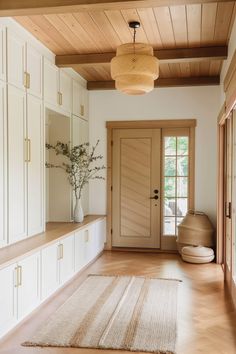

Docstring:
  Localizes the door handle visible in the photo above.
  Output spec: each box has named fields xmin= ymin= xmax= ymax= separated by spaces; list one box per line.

xmin=150 ymin=195 xmax=158 ymax=200
xmin=226 ymin=202 xmax=232 ymax=219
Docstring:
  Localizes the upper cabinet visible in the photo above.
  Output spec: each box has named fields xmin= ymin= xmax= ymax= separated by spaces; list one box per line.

xmin=44 ymin=59 xmax=72 ymax=113
xmin=7 ymin=29 xmax=42 ymax=97
xmin=26 ymin=43 xmax=43 ymax=99
xmin=44 ymin=58 xmax=59 ymax=107
xmin=72 ymin=79 xmax=88 ymax=120
xmin=0 ymin=25 xmax=6 ymax=81
xmin=59 ymin=70 xmax=72 ymax=113
xmin=7 ymin=28 xmax=25 ymax=90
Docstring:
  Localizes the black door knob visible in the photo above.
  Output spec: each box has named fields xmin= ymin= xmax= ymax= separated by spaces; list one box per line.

xmin=150 ymin=195 xmax=158 ymax=200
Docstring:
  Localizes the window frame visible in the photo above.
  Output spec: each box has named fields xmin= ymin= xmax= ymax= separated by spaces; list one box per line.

xmin=161 ymin=127 xmax=195 ymax=250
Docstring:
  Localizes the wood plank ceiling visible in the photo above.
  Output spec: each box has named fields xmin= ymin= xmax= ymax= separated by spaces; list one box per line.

xmin=14 ymin=1 xmax=236 ymax=89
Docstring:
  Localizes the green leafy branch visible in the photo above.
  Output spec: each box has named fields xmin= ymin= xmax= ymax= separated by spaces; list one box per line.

xmin=45 ymin=140 xmax=105 ymax=199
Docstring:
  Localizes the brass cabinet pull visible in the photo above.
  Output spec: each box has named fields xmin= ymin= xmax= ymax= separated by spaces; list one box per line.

xmin=85 ymin=230 xmax=89 ymax=243
xmin=18 ymin=266 xmax=22 ymax=287
xmin=60 ymin=244 xmax=64 ymax=259
xmin=27 ymin=72 xmax=30 ymax=89
xmin=24 ymin=139 xmax=28 ymax=162
xmin=14 ymin=267 xmax=18 ymax=288
xmin=28 ymin=138 xmax=31 ymax=162
xmin=23 ymin=72 xmax=28 ymax=88
xmin=80 ymin=104 xmax=84 ymax=116
xmin=58 ymin=92 xmax=63 ymax=105
xmin=57 ymin=244 xmax=61 ymax=260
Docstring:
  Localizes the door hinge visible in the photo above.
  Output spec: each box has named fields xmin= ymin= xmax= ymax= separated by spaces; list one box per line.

xmin=111 ymin=140 xmax=113 ymax=146
xmin=111 ymin=186 xmax=113 ymax=192
xmin=111 ymin=228 xmax=113 ymax=234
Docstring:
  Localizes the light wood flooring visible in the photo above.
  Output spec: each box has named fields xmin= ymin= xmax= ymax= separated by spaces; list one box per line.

xmin=0 ymin=251 xmax=236 ymax=354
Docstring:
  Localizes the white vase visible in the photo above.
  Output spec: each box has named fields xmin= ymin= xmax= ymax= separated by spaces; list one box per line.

xmin=74 ymin=198 xmax=84 ymax=223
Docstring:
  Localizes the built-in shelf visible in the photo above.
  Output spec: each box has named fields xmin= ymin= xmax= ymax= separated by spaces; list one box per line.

xmin=0 ymin=215 xmax=106 ymax=270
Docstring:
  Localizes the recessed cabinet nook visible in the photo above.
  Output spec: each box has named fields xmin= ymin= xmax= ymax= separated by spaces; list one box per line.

xmin=0 ymin=19 xmax=105 ymax=339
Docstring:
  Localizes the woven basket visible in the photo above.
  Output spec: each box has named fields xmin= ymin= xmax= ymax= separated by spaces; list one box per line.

xmin=177 ymin=210 xmax=214 ymax=254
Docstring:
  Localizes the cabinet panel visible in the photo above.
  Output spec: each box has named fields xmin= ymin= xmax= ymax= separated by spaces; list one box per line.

xmin=17 ymin=253 xmax=40 ymax=320
xmin=72 ymin=80 xmax=82 ymax=117
xmin=96 ymin=219 xmax=106 ymax=253
xmin=0 ymin=81 xmax=6 ymax=247
xmin=41 ymin=242 xmax=59 ymax=300
xmin=0 ymin=264 xmax=17 ymax=337
xmin=8 ymin=85 xmax=27 ymax=243
xmin=27 ymin=95 xmax=44 ymax=236
xmin=0 ymin=25 xmax=6 ymax=81
xmin=26 ymin=44 xmax=43 ymax=98
xmin=59 ymin=234 xmax=74 ymax=284
xmin=74 ymin=230 xmax=86 ymax=272
xmin=44 ymin=58 xmax=59 ymax=106
xmin=60 ymin=70 xmax=72 ymax=112
xmin=7 ymin=29 xmax=25 ymax=90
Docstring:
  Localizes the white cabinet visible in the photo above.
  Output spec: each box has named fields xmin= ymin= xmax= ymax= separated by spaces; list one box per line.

xmin=7 ymin=29 xmax=26 ymax=90
xmin=8 ymin=85 xmax=27 ymax=244
xmin=0 ymin=252 xmax=40 ymax=337
xmin=44 ymin=58 xmax=59 ymax=106
xmin=59 ymin=234 xmax=74 ymax=284
xmin=72 ymin=79 xmax=88 ymax=120
xmin=0 ymin=81 xmax=6 ymax=247
xmin=59 ymin=70 xmax=72 ymax=113
xmin=95 ymin=219 xmax=106 ymax=253
xmin=26 ymin=43 xmax=43 ymax=99
xmin=41 ymin=234 xmax=74 ymax=300
xmin=0 ymin=25 xmax=6 ymax=81
xmin=17 ymin=253 xmax=40 ymax=319
xmin=27 ymin=94 xmax=44 ymax=236
xmin=74 ymin=230 xmax=86 ymax=272
xmin=0 ymin=264 xmax=17 ymax=338
xmin=41 ymin=242 xmax=59 ymax=300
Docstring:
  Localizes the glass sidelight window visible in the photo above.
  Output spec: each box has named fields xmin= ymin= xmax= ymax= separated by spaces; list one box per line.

xmin=162 ymin=130 xmax=192 ymax=237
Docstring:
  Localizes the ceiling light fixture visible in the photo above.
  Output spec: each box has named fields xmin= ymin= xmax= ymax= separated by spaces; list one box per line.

xmin=111 ymin=21 xmax=159 ymax=95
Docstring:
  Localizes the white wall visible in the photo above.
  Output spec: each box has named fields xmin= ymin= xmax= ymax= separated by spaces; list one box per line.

xmin=89 ymin=86 xmax=222 ymax=226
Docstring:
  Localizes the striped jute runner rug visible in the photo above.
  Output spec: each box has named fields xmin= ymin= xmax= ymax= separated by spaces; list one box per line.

xmin=23 ymin=275 xmax=180 ymax=353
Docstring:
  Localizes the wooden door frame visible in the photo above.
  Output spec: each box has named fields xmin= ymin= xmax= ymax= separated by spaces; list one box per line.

xmin=105 ymin=119 xmax=196 ymax=250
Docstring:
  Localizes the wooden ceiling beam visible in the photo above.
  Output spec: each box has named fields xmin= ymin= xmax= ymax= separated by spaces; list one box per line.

xmin=56 ymin=46 xmax=228 ymax=67
xmin=0 ymin=0 xmax=231 ymax=17
xmin=87 ymin=76 xmax=220 ymax=90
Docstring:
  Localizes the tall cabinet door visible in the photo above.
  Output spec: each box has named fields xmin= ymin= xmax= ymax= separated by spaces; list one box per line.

xmin=8 ymin=85 xmax=27 ymax=244
xmin=27 ymin=95 xmax=44 ymax=236
xmin=17 ymin=252 xmax=40 ymax=320
xmin=0 ymin=264 xmax=17 ymax=337
xmin=26 ymin=44 xmax=43 ymax=99
xmin=0 ymin=25 xmax=6 ymax=81
xmin=44 ymin=58 xmax=59 ymax=106
xmin=59 ymin=70 xmax=72 ymax=113
xmin=0 ymin=81 xmax=6 ymax=247
xmin=7 ymin=29 xmax=26 ymax=90
xmin=59 ymin=235 xmax=74 ymax=284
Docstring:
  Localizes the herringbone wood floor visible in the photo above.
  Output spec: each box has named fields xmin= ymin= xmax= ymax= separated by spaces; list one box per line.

xmin=0 ymin=251 xmax=236 ymax=354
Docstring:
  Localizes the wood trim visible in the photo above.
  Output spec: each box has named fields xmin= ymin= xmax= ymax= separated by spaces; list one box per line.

xmin=218 ymin=102 xmax=226 ymax=125
xmin=0 ymin=0 xmax=231 ymax=17
xmin=106 ymin=120 xmax=196 ymax=250
xmin=189 ymin=126 xmax=195 ymax=210
xmin=217 ymin=124 xmax=225 ymax=264
xmin=224 ymin=49 xmax=236 ymax=92
xmin=56 ymin=46 xmax=228 ymax=67
xmin=87 ymin=77 xmax=220 ymax=90
xmin=106 ymin=119 xmax=197 ymax=129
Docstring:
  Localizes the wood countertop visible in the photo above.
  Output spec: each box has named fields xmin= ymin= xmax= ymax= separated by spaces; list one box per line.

xmin=0 ymin=215 xmax=106 ymax=270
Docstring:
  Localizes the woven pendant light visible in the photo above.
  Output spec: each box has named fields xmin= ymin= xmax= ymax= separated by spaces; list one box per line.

xmin=111 ymin=21 xmax=159 ymax=95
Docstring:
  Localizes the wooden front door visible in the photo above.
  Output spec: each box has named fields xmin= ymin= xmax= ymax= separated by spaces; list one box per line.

xmin=112 ymin=129 xmax=161 ymax=248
